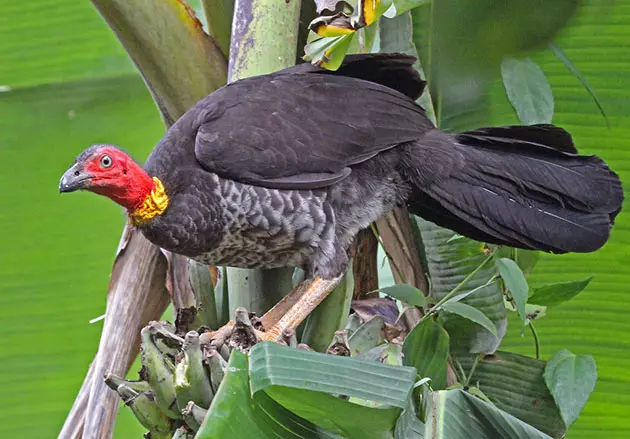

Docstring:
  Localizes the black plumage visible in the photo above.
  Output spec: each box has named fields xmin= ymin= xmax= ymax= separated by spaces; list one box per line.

xmin=134 ymin=53 xmax=622 ymax=278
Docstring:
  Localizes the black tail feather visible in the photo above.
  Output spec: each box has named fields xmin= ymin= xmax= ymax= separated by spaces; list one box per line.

xmin=406 ymin=125 xmax=623 ymax=253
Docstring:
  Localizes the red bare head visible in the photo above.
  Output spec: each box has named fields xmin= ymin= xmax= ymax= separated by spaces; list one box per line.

xmin=59 ymin=145 xmax=154 ymax=211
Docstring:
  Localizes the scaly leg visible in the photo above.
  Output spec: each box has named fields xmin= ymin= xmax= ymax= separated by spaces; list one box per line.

xmin=259 ymin=275 xmax=344 ymax=341
xmin=202 ymin=279 xmax=310 ymax=346
xmin=201 ymin=275 xmax=343 ymax=346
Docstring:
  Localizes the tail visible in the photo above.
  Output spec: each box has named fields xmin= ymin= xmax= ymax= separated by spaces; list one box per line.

xmin=405 ymin=124 xmax=623 ymax=253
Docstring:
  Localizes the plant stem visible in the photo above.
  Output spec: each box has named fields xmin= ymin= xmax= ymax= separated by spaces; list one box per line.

xmin=529 ymin=321 xmax=541 ymax=359
xmin=429 ymin=253 xmax=494 ymax=314
xmin=451 ymin=356 xmax=467 ymax=384
xmin=225 ymin=0 xmax=301 ymax=316
xmin=370 ymin=222 xmax=406 ymax=283
xmin=464 ymin=354 xmax=482 ymax=388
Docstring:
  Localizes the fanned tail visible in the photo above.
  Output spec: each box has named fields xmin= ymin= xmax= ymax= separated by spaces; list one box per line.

xmin=405 ymin=124 xmax=623 ymax=253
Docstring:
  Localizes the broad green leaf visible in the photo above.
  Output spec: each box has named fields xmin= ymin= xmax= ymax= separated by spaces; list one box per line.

xmin=250 ymin=342 xmax=416 ymax=408
xmin=379 ymin=284 xmax=427 ymax=308
xmin=196 ymin=350 xmax=341 ymax=438
xmin=501 ymin=57 xmax=554 ymax=124
xmin=402 ymin=319 xmax=449 ymax=390
xmin=249 ymin=342 xmax=417 ymax=438
xmin=394 ymin=396 xmax=425 ymax=439
xmin=528 ymin=277 xmax=593 ymax=307
xmin=544 ymin=350 xmax=597 ymax=428
xmin=440 ymin=302 xmax=497 ymax=337
xmin=266 ymin=386 xmax=400 ymax=439
xmin=413 ymin=219 xmax=506 ymax=353
xmin=427 ymin=389 xmax=552 ymax=439
xmin=348 ymin=316 xmax=384 ymax=357
xmin=496 ymin=258 xmax=529 ymax=325
xmin=455 ymin=351 xmax=565 ymax=437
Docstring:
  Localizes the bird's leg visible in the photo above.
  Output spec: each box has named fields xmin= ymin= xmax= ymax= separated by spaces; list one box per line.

xmin=202 ymin=279 xmax=310 ymax=347
xmin=201 ymin=275 xmax=343 ymax=347
xmin=259 ymin=275 xmax=344 ymax=342
xmin=259 ymin=279 xmax=310 ymax=330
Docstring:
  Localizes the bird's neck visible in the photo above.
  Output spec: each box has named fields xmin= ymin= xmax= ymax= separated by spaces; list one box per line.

xmin=128 ymin=176 xmax=169 ymax=225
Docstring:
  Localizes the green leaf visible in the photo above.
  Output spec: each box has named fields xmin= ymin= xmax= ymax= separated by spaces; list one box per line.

xmin=543 ymin=350 xmax=597 ymax=428
xmin=493 ymin=248 xmax=540 ymax=276
xmin=383 ymin=0 xmax=430 ymax=18
xmin=528 ymin=277 xmax=593 ymax=307
xmin=196 ymin=350 xmax=341 ymax=438
xmin=427 ymin=389 xmax=553 ymax=438
xmin=379 ymin=284 xmax=427 ymax=308
xmin=348 ymin=316 xmax=384 ymax=357
xmin=413 ymin=219 xmax=506 ymax=353
xmin=501 ymin=57 xmax=554 ymax=124
xmin=548 ymin=43 xmax=608 ymax=126
xmin=266 ymin=386 xmax=400 ymax=439
xmin=250 ymin=342 xmax=416 ymax=408
xmin=440 ymin=302 xmax=497 ymax=337
xmin=249 ymin=342 xmax=418 ymax=438
xmin=402 ymin=320 xmax=449 ymax=390
xmin=394 ymin=396 xmax=425 ymax=439
xmin=304 ymin=33 xmax=356 ymax=71
xmin=496 ymin=258 xmax=529 ymax=325
xmin=454 ymin=351 xmax=565 ymax=437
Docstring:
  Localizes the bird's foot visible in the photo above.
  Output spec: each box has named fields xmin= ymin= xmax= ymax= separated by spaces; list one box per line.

xmin=200 ymin=275 xmax=343 ymax=351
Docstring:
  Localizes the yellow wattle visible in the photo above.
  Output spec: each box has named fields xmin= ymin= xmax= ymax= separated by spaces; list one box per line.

xmin=130 ymin=177 xmax=169 ymax=225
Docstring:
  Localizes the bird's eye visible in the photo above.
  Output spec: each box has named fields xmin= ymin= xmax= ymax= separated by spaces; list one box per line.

xmin=100 ymin=155 xmax=112 ymax=168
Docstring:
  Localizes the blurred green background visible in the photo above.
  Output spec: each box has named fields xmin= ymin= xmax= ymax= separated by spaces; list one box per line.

xmin=0 ymin=1 xmax=628 ymax=438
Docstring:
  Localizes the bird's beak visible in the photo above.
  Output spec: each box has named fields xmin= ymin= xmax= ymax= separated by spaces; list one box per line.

xmin=59 ymin=163 xmax=94 ymax=193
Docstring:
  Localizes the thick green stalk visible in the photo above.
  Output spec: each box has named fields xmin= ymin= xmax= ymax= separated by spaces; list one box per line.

xmin=227 ymin=0 xmax=301 ymax=82
xmin=202 ymin=0 xmax=234 ymax=60
xmin=225 ymin=0 xmax=302 ymax=316
xmin=301 ymin=264 xmax=355 ymax=352
xmin=188 ymin=259 xmax=219 ymax=329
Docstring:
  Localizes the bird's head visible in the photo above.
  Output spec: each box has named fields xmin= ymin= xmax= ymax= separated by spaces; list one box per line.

xmin=59 ymin=145 xmax=155 ymax=212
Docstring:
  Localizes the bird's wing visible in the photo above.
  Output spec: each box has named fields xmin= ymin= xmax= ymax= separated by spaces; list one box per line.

xmin=283 ymin=53 xmax=426 ymax=100
xmin=193 ymin=72 xmax=432 ymax=189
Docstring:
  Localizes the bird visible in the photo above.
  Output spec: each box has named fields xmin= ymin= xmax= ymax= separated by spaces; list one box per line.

xmin=59 ymin=53 xmax=623 ymax=341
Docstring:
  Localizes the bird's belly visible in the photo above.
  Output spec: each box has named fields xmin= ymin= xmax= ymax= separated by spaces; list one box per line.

xmin=191 ymin=182 xmax=334 ymax=270
xmin=191 ymin=231 xmax=315 ymax=269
